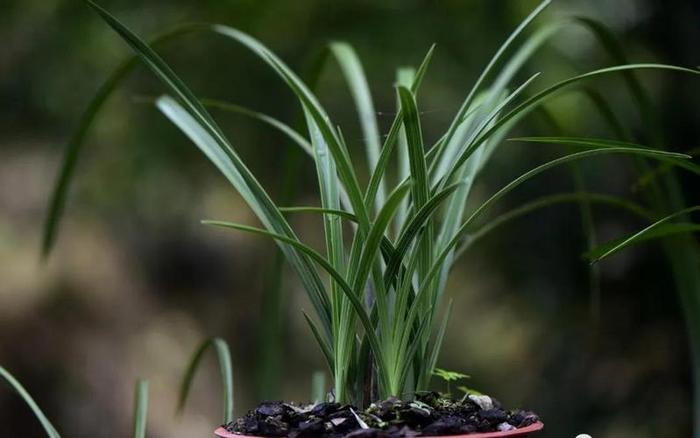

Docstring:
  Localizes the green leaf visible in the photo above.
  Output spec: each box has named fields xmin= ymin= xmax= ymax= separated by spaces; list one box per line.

xmin=433 ymin=368 xmax=470 ymax=382
xmin=397 ymin=86 xmax=429 ymax=209
xmin=133 ymin=380 xmax=149 ymax=438
xmin=311 ymin=371 xmax=327 ymax=404
xmin=178 ymin=337 xmax=234 ymax=423
xmin=397 ymin=85 xmax=433 ymax=293
xmin=364 ymin=44 xmax=435 ymax=211
xmin=395 ymin=67 xmax=416 ymax=233
xmin=41 ymin=23 xmax=205 ymax=259
xmin=330 ymin=42 xmax=384 ymax=210
xmin=0 ymin=366 xmax=61 ymax=438
xmin=421 ymin=299 xmax=454 ymax=390
xmin=280 ymin=206 xmax=357 ymax=222
xmin=587 ymin=207 xmax=700 ymax=262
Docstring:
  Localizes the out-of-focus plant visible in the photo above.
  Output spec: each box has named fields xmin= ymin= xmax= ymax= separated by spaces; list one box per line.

xmin=43 ymin=0 xmax=700 ymax=418
xmin=0 ymin=366 xmax=61 ymax=438
xmin=0 ymin=366 xmax=153 ymax=438
xmin=1 ymin=337 xmax=235 ymax=437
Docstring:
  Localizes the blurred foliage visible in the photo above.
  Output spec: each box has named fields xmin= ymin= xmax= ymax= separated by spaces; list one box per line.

xmin=1 ymin=0 xmax=699 ymax=437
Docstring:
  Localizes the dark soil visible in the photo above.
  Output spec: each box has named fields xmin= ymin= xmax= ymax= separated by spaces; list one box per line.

xmin=223 ymin=392 xmax=539 ymax=437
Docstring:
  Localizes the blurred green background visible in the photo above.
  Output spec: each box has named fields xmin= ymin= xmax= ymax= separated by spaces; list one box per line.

xmin=1 ymin=0 xmax=699 ymax=437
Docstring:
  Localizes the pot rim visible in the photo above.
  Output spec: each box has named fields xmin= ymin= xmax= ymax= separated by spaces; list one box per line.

xmin=214 ymin=421 xmax=544 ymax=438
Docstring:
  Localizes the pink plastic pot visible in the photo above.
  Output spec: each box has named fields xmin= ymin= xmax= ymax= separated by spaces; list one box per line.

xmin=214 ymin=421 xmax=544 ymax=438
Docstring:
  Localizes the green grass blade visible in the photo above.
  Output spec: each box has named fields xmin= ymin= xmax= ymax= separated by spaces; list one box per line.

xmin=280 ymin=207 xmax=357 ymax=222
xmin=587 ymin=207 xmax=700 ymax=262
xmin=397 ymin=86 xmax=429 ymax=209
xmin=330 ymin=42 xmax=384 ymax=210
xmin=421 ymin=299 xmax=453 ymax=390
xmin=397 ymin=85 xmax=433 ymax=291
xmin=311 ymin=371 xmax=327 ymax=403
xmin=364 ymin=44 xmax=435 ymax=211
xmin=586 ymin=222 xmax=700 ymax=261
xmin=304 ymin=102 xmax=350 ymax=400
xmin=0 ymin=366 xmax=61 ymax=438
xmin=395 ymin=67 xmax=416 ymax=233
xmin=178 ymin=337 xmax=234 ymax=423
xmin=395 ymin=315 xmax=432 ymax=395
xmin=133 ymin=379 xmax=149 ymax=438
xmin=41 ymin=23 xmax=204 ymax=259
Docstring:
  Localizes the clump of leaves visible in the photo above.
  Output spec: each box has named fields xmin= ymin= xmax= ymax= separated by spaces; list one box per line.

xmin=42 ymin=0 xmax=700 ymax=410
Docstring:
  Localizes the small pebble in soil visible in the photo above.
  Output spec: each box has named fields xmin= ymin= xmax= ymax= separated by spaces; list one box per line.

xmin=224 ymin=392 xmax=540 ymax=437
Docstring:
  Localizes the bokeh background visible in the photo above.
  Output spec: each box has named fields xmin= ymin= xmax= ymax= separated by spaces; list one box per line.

xmin=1 ymin=0 xmax=699 ymax=437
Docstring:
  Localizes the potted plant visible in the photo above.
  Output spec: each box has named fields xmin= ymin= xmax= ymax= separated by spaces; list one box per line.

xmin=20 ymin=0 xmax=698 ymax=437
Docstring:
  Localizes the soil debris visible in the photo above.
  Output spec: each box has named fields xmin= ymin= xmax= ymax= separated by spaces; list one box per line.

xmin=224 ymin=392 xmax=539 ymax=437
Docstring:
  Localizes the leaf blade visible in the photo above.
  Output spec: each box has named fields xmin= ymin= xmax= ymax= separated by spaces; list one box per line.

xmin=177 ymin=337 xmax=234 ymax=423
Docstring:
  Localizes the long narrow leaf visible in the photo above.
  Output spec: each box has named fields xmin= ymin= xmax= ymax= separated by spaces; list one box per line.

xmin=178 ymin=337 xmax=234 ymax=423
xmin=0 ymin=366 xmax=61 ymax=438
xmin=133 ymin=380 xmax=149 ymax=438
xmin=588 ymin=206 xmax=700 ymax=262
xmin=364 ymin=45 xmax=435 ymax=210
xmin=330 ymin=42 xmax=384 ymax=210
xmin=42 ymin=23 xmax=204 ymax=258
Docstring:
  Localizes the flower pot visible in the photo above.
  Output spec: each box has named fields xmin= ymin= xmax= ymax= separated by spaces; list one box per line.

xmin=214 ymin=421 xmax=544 ymax=438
